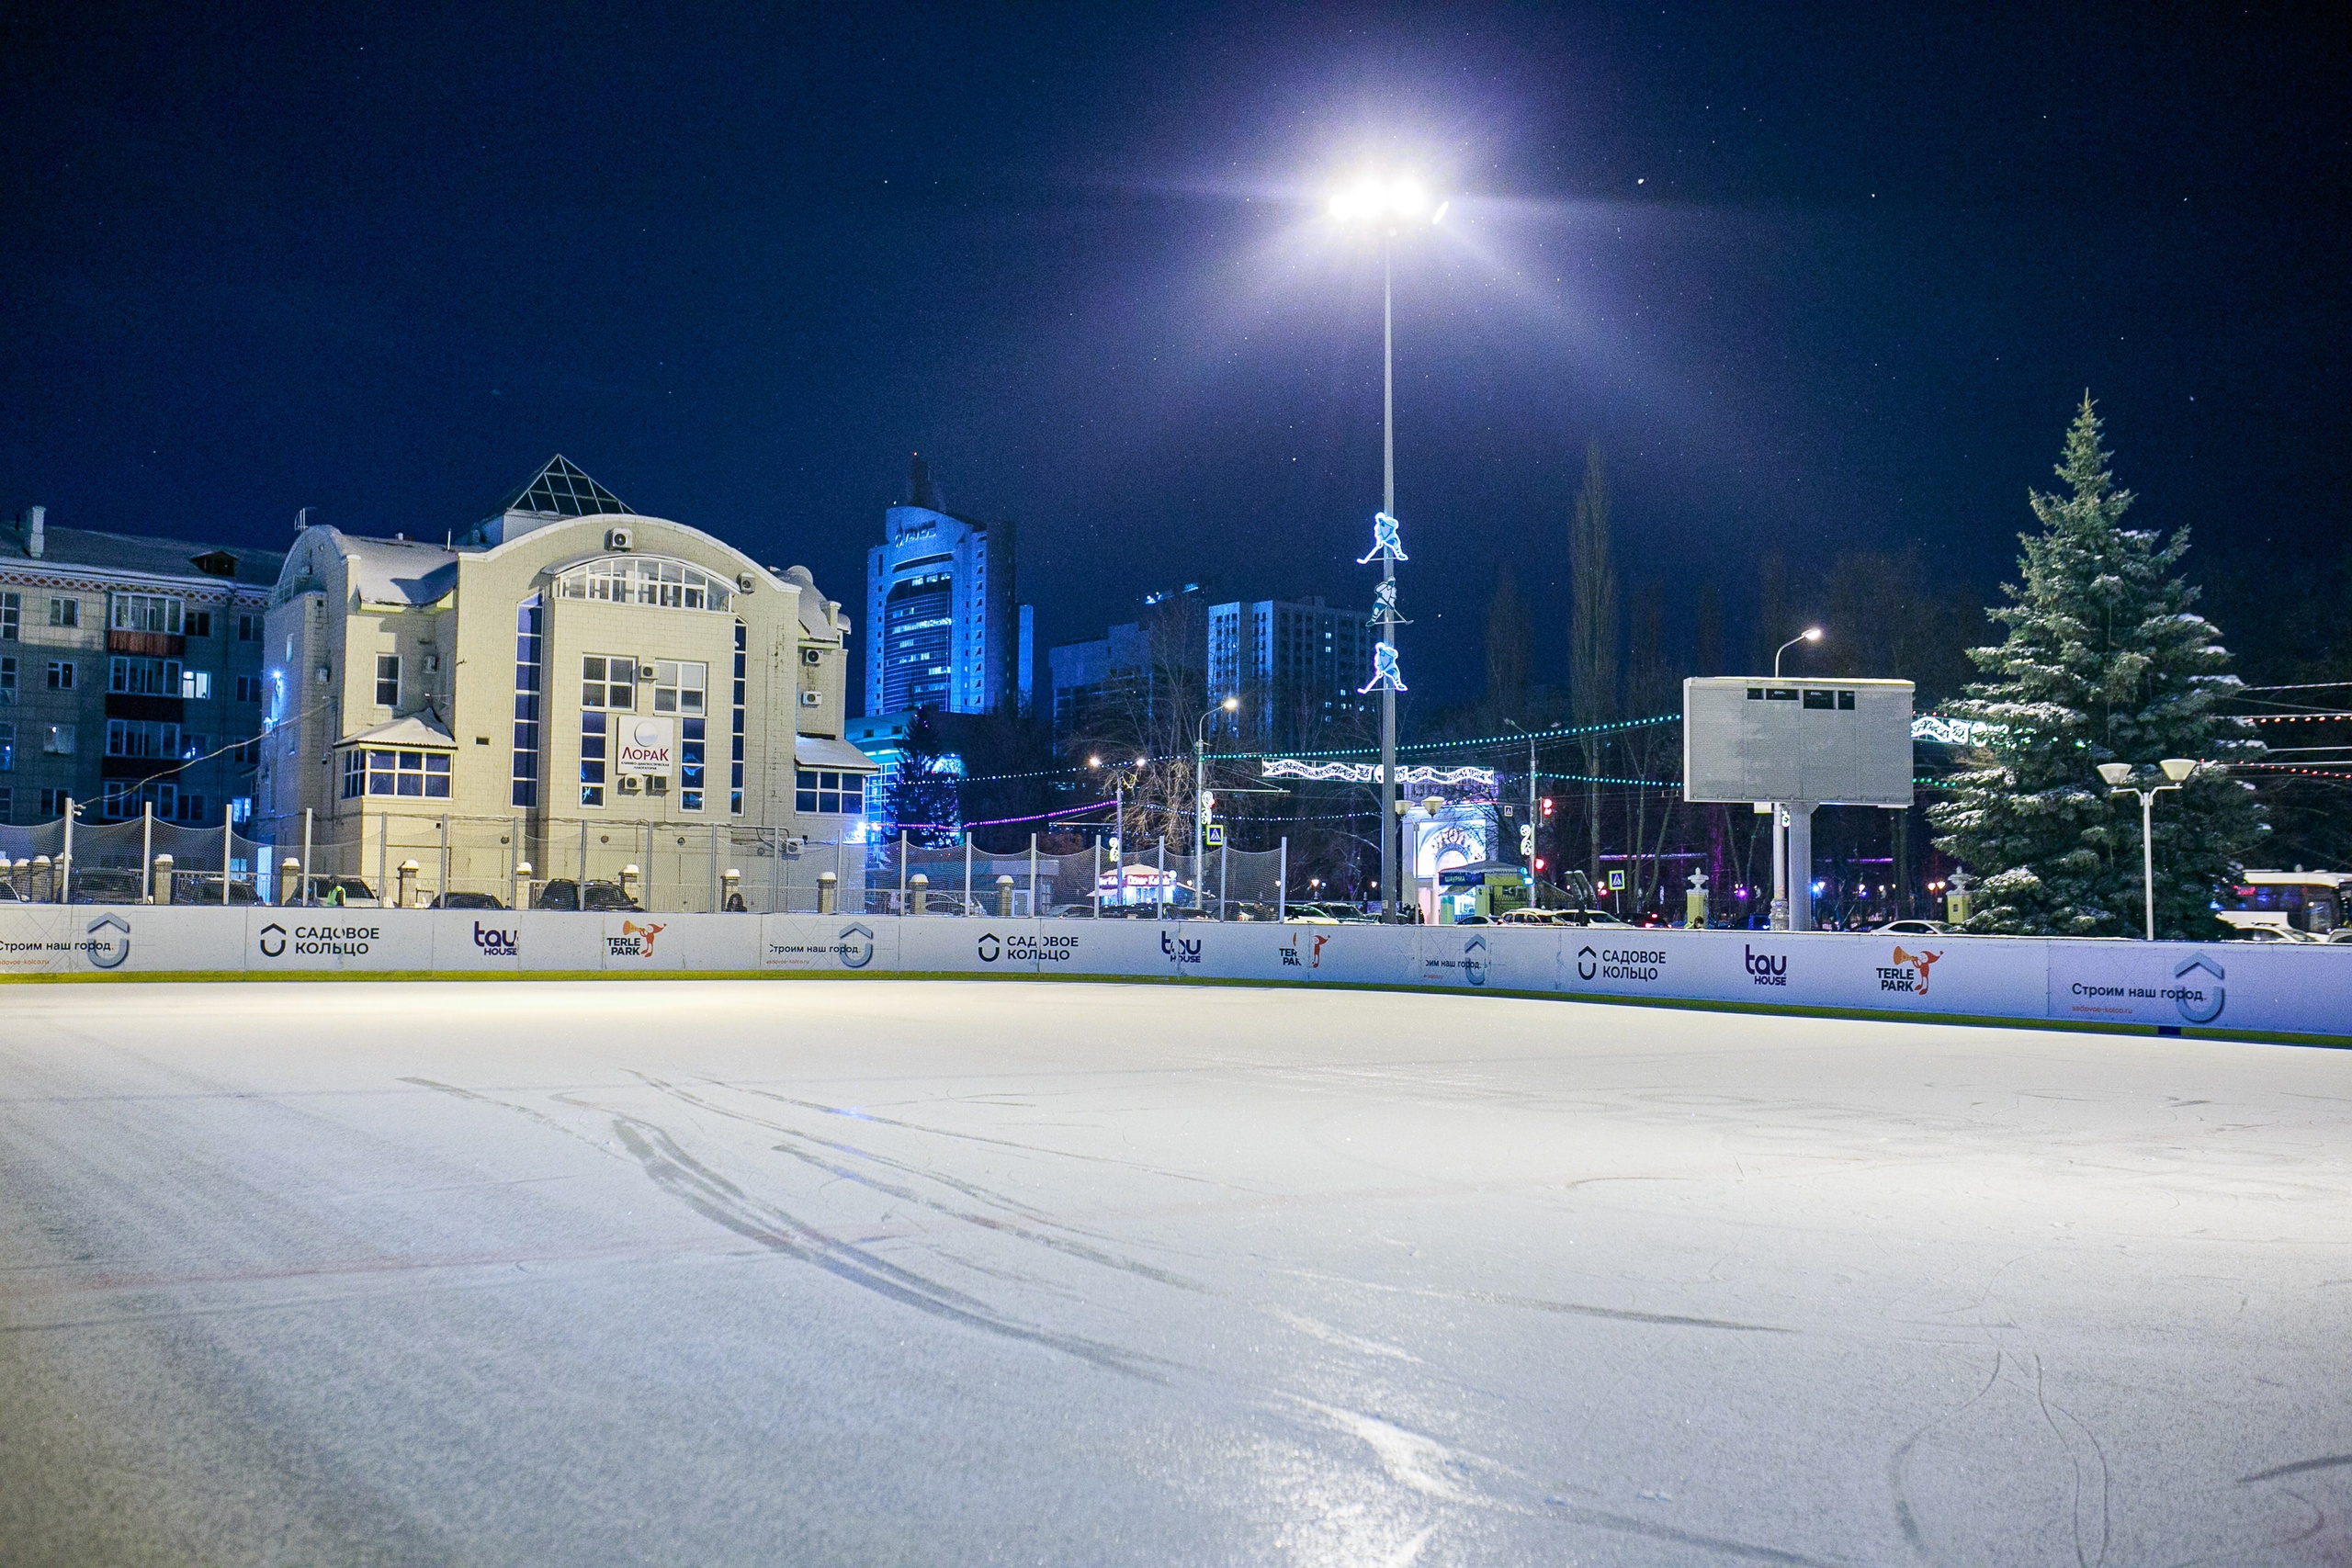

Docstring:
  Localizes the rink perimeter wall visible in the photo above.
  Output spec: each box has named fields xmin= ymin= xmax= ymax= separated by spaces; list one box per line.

xmin=3 ymin=907 xmax=2347 ymax=1043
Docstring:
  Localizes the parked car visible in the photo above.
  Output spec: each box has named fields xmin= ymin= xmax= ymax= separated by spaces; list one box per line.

xmin=65 ymin=868 xmax=148 ymax=905
xmin=429 ymin=890 xmax=507 ymax=910
xmin=2231 ymin=924 xmax=2322 ymax=944
xmin=1874 ymin=919 xmax=1951 ymax=936
xmin=1286 ymin=901 xmax=1379 ymax=925
xmin=180 ymin=875 xmax=262 ymax=906
xmin=535 ymin=879 xmax=641 ymax=912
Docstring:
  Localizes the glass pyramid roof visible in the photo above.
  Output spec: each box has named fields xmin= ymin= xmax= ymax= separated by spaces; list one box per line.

xmin=495 ymin=455 xmax=632 ymax=518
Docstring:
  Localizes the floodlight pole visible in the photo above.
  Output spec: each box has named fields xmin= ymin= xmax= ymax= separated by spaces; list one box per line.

xmin=1378 ymin=232 xmax=1399 ymax=923
xmin=2102 ymin=767 xmax=2187 ymax=941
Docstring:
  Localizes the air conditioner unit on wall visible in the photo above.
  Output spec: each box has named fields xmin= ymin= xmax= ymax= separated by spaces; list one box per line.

xmin=801 ymin=648 xmax=821 ymax=664
xmin=799 ymin=690 xmax=823 ymax=707
xmin=606 ymin=527 xmax=634 ymax=550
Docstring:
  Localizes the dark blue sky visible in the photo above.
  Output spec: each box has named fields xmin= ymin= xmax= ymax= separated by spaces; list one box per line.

xmin=4 ymin=2 xmax=2343 ymax=705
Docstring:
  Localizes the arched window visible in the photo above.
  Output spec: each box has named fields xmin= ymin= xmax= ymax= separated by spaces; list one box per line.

xmin=551 ymin=555 xmax=733 ymax=613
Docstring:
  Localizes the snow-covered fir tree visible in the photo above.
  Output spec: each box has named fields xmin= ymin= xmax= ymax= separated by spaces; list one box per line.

xmin=1929 ymin=395 xmax=2265 ymax=936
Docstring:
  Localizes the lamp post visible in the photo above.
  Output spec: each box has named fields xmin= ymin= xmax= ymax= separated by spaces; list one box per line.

xmin=1194 ymin=697 xmax=1239 ymax=913
xmin=2098 ymin=758 xmax=2197 ymax=940
xmin=1332 ymin=171 xmax=1440 ymax=921
xmin=1089 ymin=754 xmax=1148 ymax=908
xmin=1503 ymin=717 xmax=1539 ymax=888
xmin=1774 ymin=626 xmax=1824 ymax=679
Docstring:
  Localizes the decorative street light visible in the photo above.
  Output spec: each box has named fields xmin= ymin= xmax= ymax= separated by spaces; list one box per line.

xmin=1331 ymin=169 xmax=1442 ymax=921
xmin=2098 ymin=758 xmax=2198 ymax=940
xmin=1503 ymin=717 xmax=1539 ymax=886
xmin=1194 ymin=696 xmax=1240 ymax=911
xmin=1774 ymin=626 xmax=1824 ymax=679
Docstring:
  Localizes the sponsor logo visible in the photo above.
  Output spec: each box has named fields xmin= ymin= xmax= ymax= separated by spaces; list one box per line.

xmin=259 ymin=921 xmax=379 ymax=958
xmin=2064 ymin=953 xmax=2225 ymax=1022
xmin=1463 ymin=933 xmax=1488 ymax=987
xmin=978 ymin=931 xmax=1077 ymax=966
xmin=835 ymin=922 xmax=875 ymax=969
xmin=473 ymin=920 xmax=518 ymax=957
xmin=1277 ymin=932 xmax=1331 ymax=970
xmin=84 ymin=913 xmax=130 ymax=970
xmin=1744 ymin=944 xmax=1789 ymax=987
xmin=1579 ymin=944 xmax=1665 ymax=984
xmin=1877 ymin=945 xmax=1942 ymax=997
xmin=605 ymin=919 xmax=667 ymax=958
xmin=1160 ymin=930 xmax=1203 ymax=965
xmin=616 ymin=718 xmax=675 ymax=773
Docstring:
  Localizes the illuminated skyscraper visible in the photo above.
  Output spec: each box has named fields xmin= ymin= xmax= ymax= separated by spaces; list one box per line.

xmin=863 ymin=454 xmax=1023 ymax=717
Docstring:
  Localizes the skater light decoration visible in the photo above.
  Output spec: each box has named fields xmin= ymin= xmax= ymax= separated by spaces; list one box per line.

xmin=1368 ymin=578 xmax=1409 ymax=625
xmin=1357 ymin=511 xmax=1408 ymax=564
xmin=1360 ymin=640 xmax=1408 ymax=694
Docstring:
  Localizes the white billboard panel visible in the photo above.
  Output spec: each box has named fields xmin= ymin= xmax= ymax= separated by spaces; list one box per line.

xmin=1683 ymin=677 xmax=1915 ymax=806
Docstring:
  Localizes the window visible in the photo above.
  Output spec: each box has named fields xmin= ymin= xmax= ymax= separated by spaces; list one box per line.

xmin=0 ymin=720 xmax=12 ymax=771
xmin=40 ymin=788 xmax=63 ymax=817
xmin=580 ymin=711 xmax=607 ymax=807
xmin=0 ymin=787 xmax=10 ymax=822
xmin=106 ymin=719 xmax=182 ymax=759
xmin=235 ymin=674 xmax=261 ymax=703
xmin=230 ymin=796 xmax=251 ymax=824
xmin=681 ymin=716 xmax=705 ymax=812
xmin=730 ymin=621 xmax=746 ymax=815
xmin=340 ymin=748 xmax=450 ymax=799
xmin=233 ymin=738 xmax=260 ymax=765
xmin=237 ymin=613 xmax=261 ymax=642
xmin=0 ymin=592 xmax=16 ymax=639
xmin=48 ymin=597 xmax=77 ymax=627
xmin=551 ymin=555 xmax=731 ymax=613
xmin=42 ymin=724 xmax=74 ymax=755
xmin=109 ymin=656 xmax=180 ymax=695
xmin=795 ymin=771 xmax=865 ymax=816
xmin=650 ymin=660 xmax=705 ymax=716
xmin=187 ymin=611 xmax=211 ymax=638
xmin=46 ymin=660 xmax=74 ymax=691
xmin=375 ymin=654 xmax=400 ymax=707
xmin=0 ymin=655 xmax=16 ymax=703
xmin=181 ymin=669 xmax=212 ymax=700
xmin=582 ymin=654 xmax=635 ymax=710
xmin=110 ymin=593 xmax=183 ymax=635
xmin=512 ymin=596 xmax=542 ymax=808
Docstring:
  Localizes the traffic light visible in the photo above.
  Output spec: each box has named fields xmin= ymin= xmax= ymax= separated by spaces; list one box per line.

xmin=1541 ymin=796 xmax=1555 ymax=818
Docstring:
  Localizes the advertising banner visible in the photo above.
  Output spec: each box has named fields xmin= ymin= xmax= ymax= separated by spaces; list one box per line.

xmin=2 ymin=905 xmax=2346 ymax=1041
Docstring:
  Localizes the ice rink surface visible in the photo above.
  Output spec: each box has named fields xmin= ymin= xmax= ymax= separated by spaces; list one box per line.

xmin=2 ymin=981 xmax=2346 ymax=1567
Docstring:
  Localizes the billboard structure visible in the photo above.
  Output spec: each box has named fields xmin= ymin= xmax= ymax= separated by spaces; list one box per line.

xmin=1683 ymin=678 xmax=1915 ymax=930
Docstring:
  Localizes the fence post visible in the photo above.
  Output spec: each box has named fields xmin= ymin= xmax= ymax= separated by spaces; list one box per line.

xmin=1278 ymin=838 xmax=1287 ymax=922
xmin=910 ymin=872 xmax=929 ymax=916
xmin=899 ymin=829 xmax=908 ymax=915
xmin=1220 ymin=836 xmax=1229 ymax=920
xmin=1157 ymin=835 xmax=1166 ymax=920
xmin=439 ymin=815 xmax=450 ymax=908
xmin=60 ymin=798 xmax=74 ymax=903
xmin=710 ymin=823 xmax=720 ymax=913
xmin=964 ymin=831 xmax=973 ymax=916
xmin=818 ymin=870 xmax=836 ymax=914
xmin=302 ymin=808 xmax=314 ymax=907
xmin=141 ymin=801 xmax=154 ymax=903
xmin=221 ymin=801 xmax=233 ymax=906
xmin=1029 ymin=833 xmax=1038 ymax=919
xmin=152 ymin=852 xmax=172 ymax=905
xmin=578 ymin=818 xmax=588 ymax=897
xmin=379 ymin=810 xmax=389 ymax=906
xmin=280 ymin=858 xmax=300 ymax=904
xmin=1092 ymin=840 xmax=1102 ymax=918
xmin=998 ymin=874 xmax=1014 ymax=918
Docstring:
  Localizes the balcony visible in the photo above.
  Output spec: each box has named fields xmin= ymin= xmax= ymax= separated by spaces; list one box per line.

xmin=108 ymin=629 xmax=185 ymax=658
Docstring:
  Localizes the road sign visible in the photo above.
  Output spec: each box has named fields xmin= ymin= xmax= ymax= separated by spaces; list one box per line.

xmin=1204 ymin=823 xmax=1225 ymax=849
xmin=1608 ymin=869 xmax=1625 ymax=891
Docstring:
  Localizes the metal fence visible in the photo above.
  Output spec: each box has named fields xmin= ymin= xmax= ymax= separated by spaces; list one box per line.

xmin=0 ymin=807 xmax=272 ymax=905
xmin=865 ymin=833 xmax=1293 ymax=919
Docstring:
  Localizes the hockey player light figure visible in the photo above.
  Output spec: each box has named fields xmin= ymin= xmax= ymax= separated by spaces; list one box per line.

xmin=1360 ymin=640 xmax=1408 ymax=694
xmin=1357 ymin=511 xmax=1408 ymax=564
xmin=1369 ymin=578 xmax=1410 ymax=625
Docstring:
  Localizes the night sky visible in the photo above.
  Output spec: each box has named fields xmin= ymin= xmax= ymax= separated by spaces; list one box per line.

xmin=4 ymin=3 xmax=2343 ymax=708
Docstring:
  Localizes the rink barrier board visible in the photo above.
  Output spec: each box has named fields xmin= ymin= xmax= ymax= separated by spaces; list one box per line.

xmin=1 ymin=908 xmax=2345 ymax=1044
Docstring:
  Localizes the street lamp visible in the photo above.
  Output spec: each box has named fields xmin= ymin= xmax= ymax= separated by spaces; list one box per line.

xmin=2098 ymin=758 xmax=2197 ymax=941
xmin=1089 ymin=754 xmax=1151 ymax=892
xmin=1503 ymin=717 xmax=1539 ymax=887
xmin=1774 ymin=626 xmax=1824 ymax=679
xmin=1331 ymin=168 xmax=1441 ymax=922
xmin=1194 ymin=696 xmax=1239 ymax=915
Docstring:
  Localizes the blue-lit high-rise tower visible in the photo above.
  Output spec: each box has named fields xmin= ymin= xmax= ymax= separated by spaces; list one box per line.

xmin=863 ymin=454 xmax=1024 ymax=717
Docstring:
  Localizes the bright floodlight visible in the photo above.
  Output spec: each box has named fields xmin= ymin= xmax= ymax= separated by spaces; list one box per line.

xmin=1803 ymin=626 xmax=1824 ymax=642
xmin=2160 ymin=758 xmax=2196 ymax=782
xmin=1088 ymin=755 xmax=1102 ymax=768
xmin=2098 ymin=762 xmax=2134 ymax=786
xmin=1222 ymin=695 xmax=1239 ymax=711
xmin=1330 ymin=172 xmax=1436 ymax=223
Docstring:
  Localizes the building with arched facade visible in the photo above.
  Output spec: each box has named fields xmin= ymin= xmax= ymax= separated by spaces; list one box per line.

xmin=256 ymin=457 xmax=870 ymax=906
